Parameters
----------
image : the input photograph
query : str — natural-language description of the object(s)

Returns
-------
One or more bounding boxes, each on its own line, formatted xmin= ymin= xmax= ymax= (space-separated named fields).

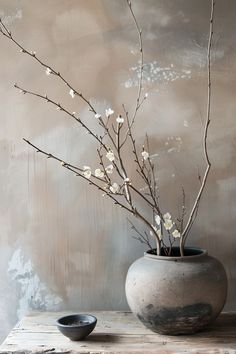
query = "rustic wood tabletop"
xmin=0 ymin=311 xmax=236 ymax=353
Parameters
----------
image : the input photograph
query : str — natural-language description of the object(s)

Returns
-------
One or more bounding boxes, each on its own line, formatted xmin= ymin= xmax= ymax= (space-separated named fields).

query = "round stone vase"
xmin=125 ymin=247 xmax=227 ymax=335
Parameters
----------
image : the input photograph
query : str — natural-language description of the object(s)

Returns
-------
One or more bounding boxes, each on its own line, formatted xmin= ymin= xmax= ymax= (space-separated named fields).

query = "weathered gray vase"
xmin=125 ymin=247 xmax=227 ymax=335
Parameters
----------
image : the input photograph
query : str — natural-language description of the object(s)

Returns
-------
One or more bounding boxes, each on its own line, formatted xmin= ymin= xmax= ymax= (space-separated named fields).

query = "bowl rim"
xmin=56 ymin=313 xmax=97 ymax=328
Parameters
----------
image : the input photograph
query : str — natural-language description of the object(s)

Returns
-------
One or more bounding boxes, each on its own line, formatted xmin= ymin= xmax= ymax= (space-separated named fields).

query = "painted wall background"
xmin=0 ymin=0 xmax=235 ymax=343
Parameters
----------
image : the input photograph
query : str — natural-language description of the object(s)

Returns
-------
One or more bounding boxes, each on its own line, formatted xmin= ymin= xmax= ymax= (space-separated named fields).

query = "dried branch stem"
xmin=180 ymin=0 xmax=215 ymax=256
xmin=126 ymin=0 xmax=144 ymax=126
xmin=23 ymin=138 xmax=133 ymax=214
xmin=128 ymin=218 xmax=153 ymax=249
xmin=0 ymin=18 xmax=97 ymax=114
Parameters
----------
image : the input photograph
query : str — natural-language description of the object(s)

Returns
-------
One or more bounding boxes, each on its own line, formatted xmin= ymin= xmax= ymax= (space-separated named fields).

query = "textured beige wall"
xmin=0 ymin=0 xmax=236 ymax=343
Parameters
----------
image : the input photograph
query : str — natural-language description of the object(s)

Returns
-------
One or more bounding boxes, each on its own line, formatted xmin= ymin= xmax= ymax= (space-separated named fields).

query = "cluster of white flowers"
xmin=94 ymin=109 xmax=124 ymax=125
xmin=151 ymin=212 xmax=181 ymax=240
xmin=82 ymin=164 xmax=115 ymax=179
xmin=172 ymin=229 xmax=181 ymax=238
xmin=163 ymin=212 xmax=173 ymax=230
xmin=82 ymin=144 xmax=119 ymax=193
xmin=163 ymin=213 xmax=180 ymax=238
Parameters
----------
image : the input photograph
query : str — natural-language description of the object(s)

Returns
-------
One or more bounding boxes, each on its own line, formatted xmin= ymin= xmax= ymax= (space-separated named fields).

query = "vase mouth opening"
xmin=145 ymin=247 xmax=207 ymax=260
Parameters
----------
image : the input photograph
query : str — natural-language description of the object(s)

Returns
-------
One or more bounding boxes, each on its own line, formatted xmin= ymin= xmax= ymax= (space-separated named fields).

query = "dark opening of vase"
xmin=147 ymin=247 xmax=205 ymax=257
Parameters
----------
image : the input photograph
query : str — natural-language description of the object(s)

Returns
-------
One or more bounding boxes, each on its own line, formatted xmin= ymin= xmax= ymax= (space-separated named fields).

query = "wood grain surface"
xmin=1 ymin=311 xmax=236 ymax=353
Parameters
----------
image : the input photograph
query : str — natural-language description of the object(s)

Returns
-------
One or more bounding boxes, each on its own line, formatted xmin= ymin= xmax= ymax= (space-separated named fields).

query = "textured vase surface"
xmin=125 ymin=247 xmax=227 ymax=335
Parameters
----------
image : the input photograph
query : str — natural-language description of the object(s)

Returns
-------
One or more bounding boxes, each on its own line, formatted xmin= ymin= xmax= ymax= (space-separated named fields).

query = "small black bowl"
xmin=56 ymin=314 xmax=97 ymax=341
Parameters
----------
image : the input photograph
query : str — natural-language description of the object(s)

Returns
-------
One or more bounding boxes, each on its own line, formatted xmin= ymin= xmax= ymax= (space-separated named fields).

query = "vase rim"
xmin=144 ymin=247 xmax=208 ymax=261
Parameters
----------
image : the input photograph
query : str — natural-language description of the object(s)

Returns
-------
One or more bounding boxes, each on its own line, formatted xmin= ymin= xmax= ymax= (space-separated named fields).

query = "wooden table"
xmin=0 ymin=311 xmax=236 ymax=353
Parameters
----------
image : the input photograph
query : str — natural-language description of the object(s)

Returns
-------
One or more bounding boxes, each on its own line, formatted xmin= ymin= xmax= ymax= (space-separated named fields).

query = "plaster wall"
xmin=0 ymin=0 xmax=235 ymax=343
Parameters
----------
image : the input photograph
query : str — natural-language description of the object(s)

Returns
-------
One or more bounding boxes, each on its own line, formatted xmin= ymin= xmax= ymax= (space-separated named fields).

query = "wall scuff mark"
xmin=124 ymin=61 xmax=191 ymax=89
xmin=8 ymin=248 xmax=62 ymax=320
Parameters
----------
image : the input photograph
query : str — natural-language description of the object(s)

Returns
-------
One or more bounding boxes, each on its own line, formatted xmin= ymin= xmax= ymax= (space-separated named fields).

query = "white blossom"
xmin=105 ymin=108 xmax=114 ymax=117
xmin=95 ymin=113 xmax=101 ymax=119
xmin=106 ymin=150 xmax=115 ymax=162
xmin=83 ymin=166 xmax=91 ymax=179
xmin=157 ymin=229 xmax=162 ymax=240
xmin=46 ymin=67 xmax=52 ymax=75
xmin=105 ymin=164 xmax=114 ymax=174
xmin=144 ymin=92 xmax=148 ymax=98
xmin=69 ymin=89 xmax=75 ymax=98
xmin=150 ymin=226 xmax=162 ymax=240
xmin=141 ymin=151 xmax=149 ymax=160
xmin=95 ymin=168 xmax=104 ymax=178
xmin=124 ymin=177 xmax=130 ymax=183
xmin=116 ymin=115 xmax=124 ymax=124
xmin=163 ymin=212 xmax=172 ymax=220
xmin=164 ymin=219 xmax=174 ymax=231
xmin=155 ymin=214 xmax=161 ymax=226
xmin=172 ymin=229 xmax=181 ymax=238
xmin=110 ymin=182 xmax=119 ymax=194
xmin=184 ymin=120 xmax=189 ymax=128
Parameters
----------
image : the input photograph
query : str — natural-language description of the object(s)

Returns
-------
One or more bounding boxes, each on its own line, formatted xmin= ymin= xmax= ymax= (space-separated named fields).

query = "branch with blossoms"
xmin=0 ymin=0 xmax=215 ymax=257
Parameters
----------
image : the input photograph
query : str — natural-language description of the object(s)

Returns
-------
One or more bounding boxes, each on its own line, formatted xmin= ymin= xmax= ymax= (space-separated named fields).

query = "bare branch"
xmin=0 ymin=18 xmax=97 ymax=114
xmin=179 ymin=187 xmax=186 ymax=233
xmin=126 ymin=0 xmax=145 ymax=128
xmin=180 ymin=0 xmax=215 ymax=255
xmin=122 ymin=104 xmax=162 ymax=219
xmin=24 ymin=138 xmax=105 ymax=183
xmin=14 ymin=83 xmax=103 ymax=147
xmin=24 ymin=138 xmax=134 ymax=214
xmin=128 ymin=218 xmax=153 ymax=250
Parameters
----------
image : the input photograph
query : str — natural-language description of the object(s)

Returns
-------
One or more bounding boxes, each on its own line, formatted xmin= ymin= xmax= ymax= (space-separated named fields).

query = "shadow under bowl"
xmin=56 ymin=314 xmax=97 ymax=341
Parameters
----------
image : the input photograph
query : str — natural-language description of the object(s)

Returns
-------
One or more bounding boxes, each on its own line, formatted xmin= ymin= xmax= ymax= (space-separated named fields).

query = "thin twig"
xmin=23 ymin=138 xmax=105 ymax=183
xmin=122 ymin=104 xmax=160 ymax=213
xmin=179 ymin=187 xmax=186 ymax=233
xmin=0 ymin=18 xmax=97 ymax=113
xmin=126 ymin=0 xmax=144 ymax=127
xmin=24 ymin=138 xmax=133 ymax=214
xmin=128 ymin=218 xmax=153 ymax=249
xmin=14 ymin=83 xmax=103 ymax=147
